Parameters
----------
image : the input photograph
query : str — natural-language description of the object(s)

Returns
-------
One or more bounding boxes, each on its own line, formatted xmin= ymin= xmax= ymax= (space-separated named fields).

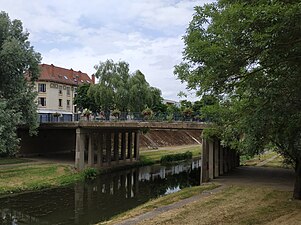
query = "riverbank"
xmin=97 ymin=153 xmax=300 ymax=225
xmin=0 ymin=144 xmax=201 ymax=196
xmin=106 ymin=184 xmax=301 ymax=225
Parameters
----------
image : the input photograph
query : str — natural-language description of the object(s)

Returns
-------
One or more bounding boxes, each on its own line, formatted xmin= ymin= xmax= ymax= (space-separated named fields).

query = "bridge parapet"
xmin=38 ymin=121 xmax=208 ymax=130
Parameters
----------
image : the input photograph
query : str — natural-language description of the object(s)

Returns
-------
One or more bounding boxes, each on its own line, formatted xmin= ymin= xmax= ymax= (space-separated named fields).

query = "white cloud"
xmin=1 ymin=0 xmax=214 ymax=101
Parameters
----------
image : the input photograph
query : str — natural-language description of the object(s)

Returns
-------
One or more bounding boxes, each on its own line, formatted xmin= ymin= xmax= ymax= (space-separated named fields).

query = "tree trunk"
xmin=293 ymin=159 xmax=301 ymax=200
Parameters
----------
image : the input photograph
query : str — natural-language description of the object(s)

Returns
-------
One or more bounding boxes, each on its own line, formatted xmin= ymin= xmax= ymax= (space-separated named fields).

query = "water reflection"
xmin=0 ymin=159 xmax=200 ymax=225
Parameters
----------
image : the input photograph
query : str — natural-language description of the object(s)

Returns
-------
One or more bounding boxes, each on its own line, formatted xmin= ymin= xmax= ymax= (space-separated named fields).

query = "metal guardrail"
xmin=38 ymin=112 xmax=206 ymax=123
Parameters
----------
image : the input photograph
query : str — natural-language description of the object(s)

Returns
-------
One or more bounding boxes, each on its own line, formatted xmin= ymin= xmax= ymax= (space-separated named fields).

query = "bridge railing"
xmin=38 ymin=112 xmax=207 ymax=123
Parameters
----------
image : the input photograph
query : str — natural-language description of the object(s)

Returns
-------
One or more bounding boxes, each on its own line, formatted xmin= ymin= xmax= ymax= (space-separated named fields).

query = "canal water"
xmin=0 ymin=159 xmax=201 ymax=225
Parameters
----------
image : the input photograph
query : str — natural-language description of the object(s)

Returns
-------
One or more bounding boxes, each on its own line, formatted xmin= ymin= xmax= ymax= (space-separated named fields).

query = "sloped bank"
xmin=140 ymin=130 xmax=202 ymax=149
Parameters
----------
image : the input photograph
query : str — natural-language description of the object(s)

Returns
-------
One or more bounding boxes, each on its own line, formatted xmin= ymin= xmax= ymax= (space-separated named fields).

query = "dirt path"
xmin=114 ymin=166 xmax=295 ymax=225
xmin=256 ymin=154 xmax=278 ymax=167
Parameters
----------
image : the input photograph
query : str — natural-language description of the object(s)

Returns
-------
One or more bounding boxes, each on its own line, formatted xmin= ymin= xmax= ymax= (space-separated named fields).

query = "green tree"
xmin=0 ymin=12 xmax=41 ymax=156
xmin=175 ymin=1 xmax=301 ymax=199
xmin=128 ymin=70 xmax=152 ymax=112
xmin=74 ymin=83 xmax=98 ymax=114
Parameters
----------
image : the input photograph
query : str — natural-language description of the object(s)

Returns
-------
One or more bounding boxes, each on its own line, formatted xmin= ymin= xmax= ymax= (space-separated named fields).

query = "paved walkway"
xmin=115 ymin=166 xmax=295 ymax=225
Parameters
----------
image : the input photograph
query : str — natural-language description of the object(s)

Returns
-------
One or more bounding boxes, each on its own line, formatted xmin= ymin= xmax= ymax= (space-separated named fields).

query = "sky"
xmin=1 ymin=0 xmax=213 ymax=101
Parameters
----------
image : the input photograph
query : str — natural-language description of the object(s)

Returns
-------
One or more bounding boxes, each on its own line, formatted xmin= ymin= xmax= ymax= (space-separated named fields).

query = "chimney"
xmin=51 ymin=64 xmax=54 ymax=76
xmin=91 ymin=74 xmax=95 ymax=84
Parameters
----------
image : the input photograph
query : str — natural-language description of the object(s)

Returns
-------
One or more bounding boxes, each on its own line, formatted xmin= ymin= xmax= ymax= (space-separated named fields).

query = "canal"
xmin=0 ymin=159 xmax=201 ymax=225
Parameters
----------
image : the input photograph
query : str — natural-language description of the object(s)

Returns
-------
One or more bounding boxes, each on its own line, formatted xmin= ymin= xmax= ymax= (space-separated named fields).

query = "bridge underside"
xmin=18 ymin=126 xmax=140 ymax=171
xmin=18 ymin=122 xmax=239 ymax=178
xmin=201 ymin=138 xmax=240 ymax=182
xmin=75 ymin=128 xmax=140 ymax=171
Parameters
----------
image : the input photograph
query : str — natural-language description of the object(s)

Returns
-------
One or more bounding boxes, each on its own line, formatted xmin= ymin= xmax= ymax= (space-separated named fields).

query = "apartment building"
xmin=36 ymin=64 xmax=94 ymax=122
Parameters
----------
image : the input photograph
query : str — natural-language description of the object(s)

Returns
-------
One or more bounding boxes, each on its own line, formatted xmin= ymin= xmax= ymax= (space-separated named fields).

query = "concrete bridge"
xmin=18 ymin=121 xmax=239 ymax=182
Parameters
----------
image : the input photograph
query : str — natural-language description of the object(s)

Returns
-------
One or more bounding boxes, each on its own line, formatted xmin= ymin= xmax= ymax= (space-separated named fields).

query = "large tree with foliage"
xmin=88 ymin=59 xmax=131 ymax=118
xmin=74 ymin=83 xmax=98 ymax=114
xmin=175 ymin=1 xmax=301 ymax=199
xmin=0 ymin=12 xmax=41 ymax=156
xmin=89 ymin=60 xmax=164 ymax=117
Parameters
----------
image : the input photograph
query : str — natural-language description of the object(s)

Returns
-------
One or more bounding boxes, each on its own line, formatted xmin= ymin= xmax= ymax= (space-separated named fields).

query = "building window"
xmin=67 ymin=86 xmax=71 ymax=96
xmin=38 ymin=83 xmax=46 ymax=93
xmin=67 ymin=100 xmax=70 ymax=109
xmin=59 ymin=99 xmax=62 ymax=107
xmin=59 ymin=85 xmax=63 ymax=95
xmin=38 ymin=97 xmax=46 ymax=107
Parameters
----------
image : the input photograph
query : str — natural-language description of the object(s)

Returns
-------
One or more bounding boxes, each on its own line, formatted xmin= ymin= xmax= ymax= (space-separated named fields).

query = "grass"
xmin=0 ymin=164 xmax=83 ymax=196
xmin=0 ymin=145 xmax=200 ymax=196
xmin=99 ymin=183 xmax=219 ymax=225
xmin=0 ymin=157 xmax=33 ymax=165
xmin=140 ymin=145 xmax=201 ymax=163
xmin=242 ymin=151 xmax=291 ymax=169
xmin=126 ymin=185 xmax=301 ymax=225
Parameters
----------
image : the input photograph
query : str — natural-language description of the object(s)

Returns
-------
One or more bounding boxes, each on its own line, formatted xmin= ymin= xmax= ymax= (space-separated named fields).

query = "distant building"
xmin=163 ymin=99 xmax=180 ymax=107
xmin=36 ymin=64 xmax=94 ymax=122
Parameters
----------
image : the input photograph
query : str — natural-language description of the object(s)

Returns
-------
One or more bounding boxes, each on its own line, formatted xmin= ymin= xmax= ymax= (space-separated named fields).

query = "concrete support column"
xmin=88 ymin=133 xmax=94 ymax=167
xmin=75 ymin=128 xmax=86 ymax=171
xmin=114 ymin=132 xmax=119 ymax=163
xmin=224 ymin=147 xmax=229 ymax=173
xmin=230 ymin=149 xmax=235 ymax=170
xmin=208 ymin=140 xmax=214 ymax=180
xmin=121 ymin=131 xmax=126 ymax=161
xmin=236 ymin=152 xmax=240 ymax=167
xmin=214 ymin=140 xmax=219 ymax=178
xmin=128 ymin=131 xmax=133 ymax=161
xmin=106 ymin=132 xmax=112 ymax=165
xmin=230 ymin=149 xmax=234 ymax=170
xmin=134 ymin=131 xmax=140 ymax=160
xmin=97 ymin=133 xmax=103 ymax=167
xmin=201 ymin=138 xmax=209 ymax=183
xmin=219 ymin=144 xmax=224 ymax=175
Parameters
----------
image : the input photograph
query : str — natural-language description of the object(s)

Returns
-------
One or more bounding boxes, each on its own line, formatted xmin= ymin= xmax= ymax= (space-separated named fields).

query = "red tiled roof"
xmin=38 ymin=64 xmax=92 ymax=86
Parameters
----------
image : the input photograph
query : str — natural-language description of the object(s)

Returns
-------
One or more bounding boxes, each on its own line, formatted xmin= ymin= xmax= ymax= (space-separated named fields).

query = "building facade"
xmin=36 ymin=64 xmax=93 ymax=122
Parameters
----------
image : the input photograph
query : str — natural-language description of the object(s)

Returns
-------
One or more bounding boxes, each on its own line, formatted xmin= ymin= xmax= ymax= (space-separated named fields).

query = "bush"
xmin=160 ymin=151 xmax=193 ymax=164
xmin=83 ymin=168 xmax=98 ymax=180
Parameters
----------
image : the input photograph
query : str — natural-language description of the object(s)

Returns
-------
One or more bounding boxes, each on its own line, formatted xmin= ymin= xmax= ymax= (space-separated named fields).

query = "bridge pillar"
xmin=223 ymin=147 xmax=229 ymax=173
xmin=214 ymin=140 xmax=220 ymax=177
xmin=219 ymin=144 xmax=224 ymax=175
xmin=114 ymin=132 xmax=119 ymax=163
xmin=97 ymin=133 xmax=104 ymax=167
xmin=208 ymin=140 xmax=214 ymax=180
xmin=128 ymin=131 xmax=133 ymax=161
xmin=75 ymin=128 xmax=86 ymax=171
xmin=121 ymin=131 xmax=126 ymax=161
xmin=134 ymin=131 xmax=140 ymax=160
xmin=201 ymin=138 xmax=209 ymax=182
xmin=88 ymin=133 xmax=95 ymax=167
xmin=106 ymin=132 xmax=112 ymax=166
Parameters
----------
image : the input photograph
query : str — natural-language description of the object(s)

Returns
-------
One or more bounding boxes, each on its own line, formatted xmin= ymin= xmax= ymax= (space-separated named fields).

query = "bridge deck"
xmin=37 ymin=121 xmax=208 ymax=130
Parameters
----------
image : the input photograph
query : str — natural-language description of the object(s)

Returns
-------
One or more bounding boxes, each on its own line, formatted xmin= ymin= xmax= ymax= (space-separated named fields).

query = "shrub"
xmin=111 ymin=109 xmax=121 ymax=118
xmin=142 ymin=107 xmax=153 ymax=120
xmin=160 ymin=151 xmax=193 ymax=164
xmin=83 ymin=168 xmax=98 ymax=180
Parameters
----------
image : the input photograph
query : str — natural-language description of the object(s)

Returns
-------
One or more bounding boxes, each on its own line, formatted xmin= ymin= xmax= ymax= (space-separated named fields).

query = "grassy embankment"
xmin=140 ymin=145 xmax=200 ymax=163
xmin=0 ymin=163 xmax=83 ymax=196
xmin=242 ymin=151 xmax=291 ymax=168
xmin=99 ymin=183 xmax=219 ymax=225
xmin=0 ymin=145 xmax=201 ymax=196
xmin=98 ymin=151 xmax=301 ymax=225
xmin=108 ymin=185 xmax=301 ymax=225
